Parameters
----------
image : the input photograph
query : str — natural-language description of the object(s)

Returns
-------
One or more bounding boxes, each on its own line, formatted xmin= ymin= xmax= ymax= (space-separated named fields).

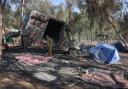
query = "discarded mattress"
xmin=89 ymin=43 xmax=120 ymax=64
xmin=78 ymin=68 xmax=120 ymax=88
xmin=33 ymin=72 xmax=57 ymax=82
xmin=15 ymin=53 xmax=52 ymax=66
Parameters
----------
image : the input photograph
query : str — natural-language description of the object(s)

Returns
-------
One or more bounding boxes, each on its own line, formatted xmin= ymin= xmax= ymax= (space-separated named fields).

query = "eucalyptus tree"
xmin=26 ymin=0 xmax=53 ymax=16
xmin=65 ymin=0 xmax=77 ymax=23
xmin=119 ymin=1 xmax=128 ymax=43
xmin=0 ymin=0 xmax=7 ymax=59
xmin=119 ymin=13 xmax=128 ymax=43
xmin=54 ymin=3 xmax=65 ymax=20
xmin=77 ymin=0 xmax=127 ymax=45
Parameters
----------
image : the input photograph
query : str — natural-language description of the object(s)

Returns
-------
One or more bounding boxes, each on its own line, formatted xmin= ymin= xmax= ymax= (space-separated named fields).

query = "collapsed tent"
xmin=21 ymin=11 xmax=79 ymax=51
xmin=89 ymin=44 xmax=120 ymax=64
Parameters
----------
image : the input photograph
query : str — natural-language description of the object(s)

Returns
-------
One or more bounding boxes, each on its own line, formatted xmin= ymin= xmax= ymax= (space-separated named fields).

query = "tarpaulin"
xmin=89 ymin=43 xmax=120 ymax=64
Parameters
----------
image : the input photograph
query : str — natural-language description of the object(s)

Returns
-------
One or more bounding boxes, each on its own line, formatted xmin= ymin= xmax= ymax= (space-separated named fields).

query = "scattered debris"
xmin=80 ymin=43 xmax=95 ymax=52
xmin=59 ymin=67 xmax=79 ymax=76
xmin=80 ymin=43 xmax=95 ymax=57
xmin=35 ymin=67 xmax=55 ymax=72
xmin=33 ymin=72 xmax=57 ymax=82
xmin=76 ymin=68 xmax=126 ymax=88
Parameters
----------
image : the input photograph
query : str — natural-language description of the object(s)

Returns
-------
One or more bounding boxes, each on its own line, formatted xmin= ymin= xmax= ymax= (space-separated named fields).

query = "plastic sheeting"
xmin=89 ymin=44 xmax=120 ymax=64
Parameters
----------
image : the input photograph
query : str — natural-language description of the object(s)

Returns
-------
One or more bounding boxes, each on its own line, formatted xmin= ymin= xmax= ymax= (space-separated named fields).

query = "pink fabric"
xmin=80 ymin=69 xmax=119 ymax=88
xmin=15 ymin=53 xmax=52 ymax=65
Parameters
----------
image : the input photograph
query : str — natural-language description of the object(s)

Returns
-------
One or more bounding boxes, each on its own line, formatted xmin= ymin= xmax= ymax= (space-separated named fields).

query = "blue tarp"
xmin=89 ymin=44 xmax=120 ymax=64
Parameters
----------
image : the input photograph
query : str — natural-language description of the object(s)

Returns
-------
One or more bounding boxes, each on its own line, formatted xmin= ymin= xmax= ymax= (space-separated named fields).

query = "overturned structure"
xmin=21 ymin=11 xmax=79 ymax=52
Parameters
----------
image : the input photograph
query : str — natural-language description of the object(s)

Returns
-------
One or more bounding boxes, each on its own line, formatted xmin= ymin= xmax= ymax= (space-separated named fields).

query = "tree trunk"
xmin=107 ymin=9 xmax=128 ymax=47
xmin=108 ymin=18 xmax=128 ymax=47
xmin=0 ymin=2 xmax=3 ymax=60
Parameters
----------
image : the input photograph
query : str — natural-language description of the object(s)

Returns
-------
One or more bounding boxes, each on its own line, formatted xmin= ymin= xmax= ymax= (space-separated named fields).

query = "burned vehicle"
xmin=21 ymin=11 xmax=79 ymax=52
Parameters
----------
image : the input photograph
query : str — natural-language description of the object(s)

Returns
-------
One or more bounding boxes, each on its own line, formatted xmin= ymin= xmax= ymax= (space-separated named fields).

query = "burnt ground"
xmin=0 ymin=47 xmax=128 ymax=89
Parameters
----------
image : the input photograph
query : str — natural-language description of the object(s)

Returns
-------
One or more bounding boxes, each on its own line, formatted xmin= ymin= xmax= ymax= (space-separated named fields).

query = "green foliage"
xmin=2 ymin=0 xmax=128 ymax=43
xmin=76 ymin=0 xmax=124 ymax=42
xmin=3 ymin=4 xmax=13 ymax=27
xmin=119 ymin=13 xmax=128 ymax=42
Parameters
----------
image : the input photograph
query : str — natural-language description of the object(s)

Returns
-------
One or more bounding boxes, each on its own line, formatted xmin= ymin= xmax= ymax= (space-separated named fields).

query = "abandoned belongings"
xmin=89 ymin=43 xmax=120 ymax=64
xmin=112 ymin=41 xmax=128 ymax=53
xmin=59 ymin=67 xmax=79 ymax=76
xmin=15 ymin=53 xmax=53 ymax=66
xmin=78 ymin=68 xmax=128 ymax=88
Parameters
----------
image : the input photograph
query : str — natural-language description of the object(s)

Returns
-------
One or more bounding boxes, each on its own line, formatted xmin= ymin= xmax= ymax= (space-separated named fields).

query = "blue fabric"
xmin=89 ymin=43 xmax=120 ymax=64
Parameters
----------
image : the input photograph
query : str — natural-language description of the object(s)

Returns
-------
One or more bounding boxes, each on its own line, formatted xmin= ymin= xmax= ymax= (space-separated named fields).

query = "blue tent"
xmin=89 ymin=44 xmax=120 ymax=64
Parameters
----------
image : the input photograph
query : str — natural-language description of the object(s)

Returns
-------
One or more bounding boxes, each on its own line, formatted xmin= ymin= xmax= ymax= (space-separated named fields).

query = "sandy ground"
xmin=0 ymin=72 xmax=50 ymax=89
